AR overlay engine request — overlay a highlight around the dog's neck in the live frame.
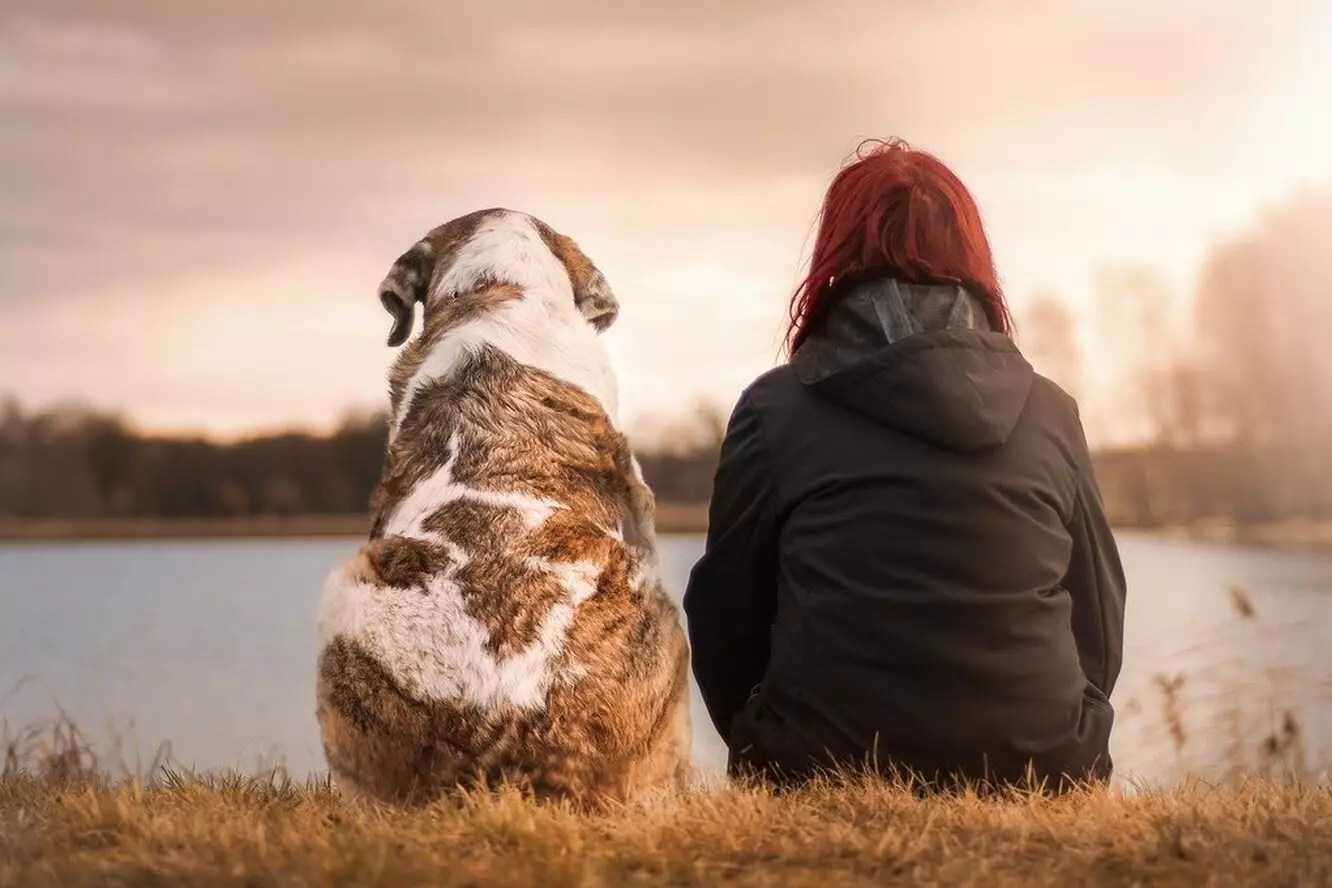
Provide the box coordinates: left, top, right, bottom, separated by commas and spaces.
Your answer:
390, 213, 619, 438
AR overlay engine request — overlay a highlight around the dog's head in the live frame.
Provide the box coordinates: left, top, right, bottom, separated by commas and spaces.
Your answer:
377, 208, 619, 347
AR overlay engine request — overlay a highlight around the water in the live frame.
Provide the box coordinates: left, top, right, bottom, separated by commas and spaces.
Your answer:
2, 532, 1331, 787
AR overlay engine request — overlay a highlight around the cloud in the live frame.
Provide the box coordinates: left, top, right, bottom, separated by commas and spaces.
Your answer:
2, 0, 1328, 433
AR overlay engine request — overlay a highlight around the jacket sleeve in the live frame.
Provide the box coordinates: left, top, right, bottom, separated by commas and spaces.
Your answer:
682, 391, 780, 744
1062, 412, 1128, 699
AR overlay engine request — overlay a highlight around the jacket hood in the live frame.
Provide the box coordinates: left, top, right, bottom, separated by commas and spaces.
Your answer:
791, 276, 1034, 451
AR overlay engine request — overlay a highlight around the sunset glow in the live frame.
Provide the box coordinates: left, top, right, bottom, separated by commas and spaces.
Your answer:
3, 0, 1330, 445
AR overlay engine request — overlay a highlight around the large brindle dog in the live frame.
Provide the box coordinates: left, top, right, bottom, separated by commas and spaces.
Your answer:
315, 209, 691, 807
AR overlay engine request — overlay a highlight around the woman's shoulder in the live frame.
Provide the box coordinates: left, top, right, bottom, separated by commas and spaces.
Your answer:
744, 363, 800, 395
733, 364, 806, 417
1022, 373, 1095, 465
1026, 372, 1083, 423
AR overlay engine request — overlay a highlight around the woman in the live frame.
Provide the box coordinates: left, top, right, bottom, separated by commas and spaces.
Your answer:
682, 138, 1127, 792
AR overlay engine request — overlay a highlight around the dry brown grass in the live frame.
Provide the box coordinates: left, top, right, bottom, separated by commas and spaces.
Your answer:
3, 722, 1331, 887
3, 582, 1328, 886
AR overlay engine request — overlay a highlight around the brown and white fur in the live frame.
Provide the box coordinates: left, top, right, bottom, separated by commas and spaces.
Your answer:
315, 208, 691, 808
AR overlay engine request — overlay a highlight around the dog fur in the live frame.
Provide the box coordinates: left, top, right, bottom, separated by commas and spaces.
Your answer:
315, 208, 691, 807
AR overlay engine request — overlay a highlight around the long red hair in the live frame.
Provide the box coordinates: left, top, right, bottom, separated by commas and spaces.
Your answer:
786, 138, 1012, 354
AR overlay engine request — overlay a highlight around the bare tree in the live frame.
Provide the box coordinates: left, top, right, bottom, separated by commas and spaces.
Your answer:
1192, 190, 1332, 518
1194, 191, 1332, 448
1091, 267, 1207, 450
1019, 291, 1083, 402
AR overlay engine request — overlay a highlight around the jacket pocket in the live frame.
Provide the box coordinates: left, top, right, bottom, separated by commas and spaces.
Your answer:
1072, 684, 1115, 780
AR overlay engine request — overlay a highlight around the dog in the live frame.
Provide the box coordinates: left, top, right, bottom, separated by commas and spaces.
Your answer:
315, 208, 692, 807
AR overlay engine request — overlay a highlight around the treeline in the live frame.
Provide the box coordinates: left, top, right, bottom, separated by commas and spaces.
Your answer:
4, 189, 1330, 529
1019, 189, 1332, 528
1092, 444, 1332, 529
0, 398, 727, 520
6, 392, 1325, 529
0, 402, 388, 519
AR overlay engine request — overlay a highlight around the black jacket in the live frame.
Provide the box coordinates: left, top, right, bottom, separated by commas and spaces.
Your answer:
682, 277, 1127, 789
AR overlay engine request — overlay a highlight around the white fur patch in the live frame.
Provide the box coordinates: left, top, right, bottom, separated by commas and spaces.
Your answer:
318, 563, 593, 711
317, 431, 605, 710
433, 212, 573, 306
392, 211, 620, 438
384, 432, 564, 539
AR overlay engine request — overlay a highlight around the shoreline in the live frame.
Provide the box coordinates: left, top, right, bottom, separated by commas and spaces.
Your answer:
1133, 519, 1332, 554
3, 511, 1332, 553
0, 504, 712, 542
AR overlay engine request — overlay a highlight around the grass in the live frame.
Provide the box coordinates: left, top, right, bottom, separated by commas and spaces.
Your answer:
3, 721, 1332, 887
3, 569, 1328, 885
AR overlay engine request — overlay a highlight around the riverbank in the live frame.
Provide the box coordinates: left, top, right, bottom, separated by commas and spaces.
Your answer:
1147, 519, 1332, 554
0, 503, 713, 542
5, 512, 1332, 554
2, 767, 1328, 887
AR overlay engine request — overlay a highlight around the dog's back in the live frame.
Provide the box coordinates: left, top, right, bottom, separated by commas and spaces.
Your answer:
315, 210, 690, 806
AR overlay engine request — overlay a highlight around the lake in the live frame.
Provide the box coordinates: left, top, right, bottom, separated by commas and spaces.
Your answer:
3, 532, 1331, 788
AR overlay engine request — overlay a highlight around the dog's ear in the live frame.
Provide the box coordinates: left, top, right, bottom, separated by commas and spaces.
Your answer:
574, 267, 619, 333
532, 221, 620, 333
378, 240, 435, 347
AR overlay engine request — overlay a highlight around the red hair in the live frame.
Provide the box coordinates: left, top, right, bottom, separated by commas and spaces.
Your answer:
786, 138, 1012, 354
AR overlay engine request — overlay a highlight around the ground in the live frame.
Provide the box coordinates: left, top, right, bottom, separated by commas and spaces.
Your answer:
3, 759, 1330, 887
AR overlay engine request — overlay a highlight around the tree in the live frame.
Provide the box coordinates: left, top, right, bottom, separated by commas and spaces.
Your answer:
1019, 291, 1083, 402
1092, 267, 1207, 450
1191, 190, 1332, 518
1194, 191, 1332, 448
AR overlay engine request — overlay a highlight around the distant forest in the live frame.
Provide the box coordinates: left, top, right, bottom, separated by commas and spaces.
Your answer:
0, 400, 722, 523
3, 190, 1330, 530
0, 394, 1329, 531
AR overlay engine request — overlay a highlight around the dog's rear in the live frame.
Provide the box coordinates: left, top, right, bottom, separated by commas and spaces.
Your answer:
315, 209, 690, 806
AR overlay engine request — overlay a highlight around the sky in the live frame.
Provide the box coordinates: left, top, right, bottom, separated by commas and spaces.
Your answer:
3, 0, 1331, 444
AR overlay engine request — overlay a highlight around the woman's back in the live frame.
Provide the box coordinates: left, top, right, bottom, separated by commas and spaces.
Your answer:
689, 277, 1120, 786
682, 139, 1126, 790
